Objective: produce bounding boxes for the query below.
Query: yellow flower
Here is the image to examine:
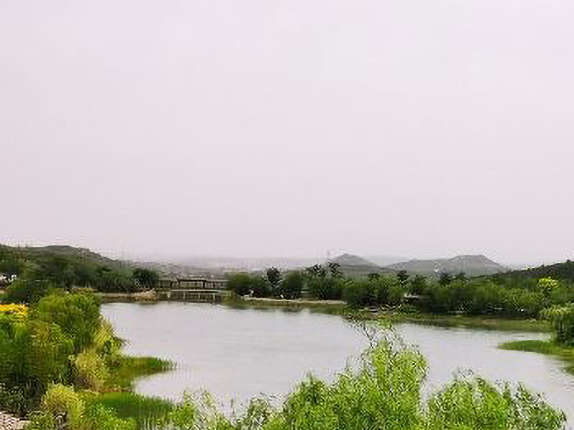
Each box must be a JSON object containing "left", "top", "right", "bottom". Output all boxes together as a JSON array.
[{"left": 0, "top": 304, "right": 28, "bottom": 320}]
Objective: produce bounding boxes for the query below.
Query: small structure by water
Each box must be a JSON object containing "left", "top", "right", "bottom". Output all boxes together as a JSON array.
[
  {"left": 156, "top": 277, "right": 229, "bottom": 303},
  {"left": 158, "top": 277, "right": 228, "bottom": 290}
]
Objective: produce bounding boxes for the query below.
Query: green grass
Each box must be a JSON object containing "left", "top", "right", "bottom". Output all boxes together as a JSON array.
[
  {"left": 107, "top": 356, "right": 174, "bottom": 391},
  {"left": 500, "top": 340, "right": 574, "bottom": 375},
  {"left": 87, "top": 392, "right": 174, "bottom": 429}
]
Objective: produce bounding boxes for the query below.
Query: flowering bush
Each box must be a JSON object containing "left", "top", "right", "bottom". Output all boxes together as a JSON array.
[{"left": 0, "top": 304, "right": 27, "bottom": 320}]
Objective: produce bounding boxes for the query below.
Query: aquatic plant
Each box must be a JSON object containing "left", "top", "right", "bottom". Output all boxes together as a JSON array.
[{"left": 89, "top": 392, "right": 173, "bottom": 429}]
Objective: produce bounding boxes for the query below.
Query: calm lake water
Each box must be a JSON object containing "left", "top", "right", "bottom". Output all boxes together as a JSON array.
[{"left": 102, "top": 302, "right": 574, "bottom": 425}]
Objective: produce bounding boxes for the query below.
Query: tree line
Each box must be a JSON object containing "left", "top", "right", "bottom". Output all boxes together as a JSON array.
[{"left": 227, "top": 264, "right": 574, "bottom": 319}]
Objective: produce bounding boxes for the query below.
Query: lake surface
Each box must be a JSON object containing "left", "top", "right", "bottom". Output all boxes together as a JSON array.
[{"left": 102, "top": 302, "right": 574, "bottom": 425}]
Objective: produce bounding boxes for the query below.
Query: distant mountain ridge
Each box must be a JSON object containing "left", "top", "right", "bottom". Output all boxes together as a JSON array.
[
  {"left": 387, "top": 255, "right": 509, "bottom": 277},
  {"left": 328, "top": 253, "right": 394, "bottom": 278},
  {"left": 330, "top": 253, "right": 378, "bottom": 267}
]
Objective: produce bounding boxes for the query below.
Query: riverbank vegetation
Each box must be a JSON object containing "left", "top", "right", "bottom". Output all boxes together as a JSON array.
[
  {"left": 500, "top": 304, "right": 574, "bottom": 375},
  {"left": 0, "top": 289, "right": 172, "bottom": 428},
  {"left": 227, "top": 262, "right": 574, "bottom": 321}
]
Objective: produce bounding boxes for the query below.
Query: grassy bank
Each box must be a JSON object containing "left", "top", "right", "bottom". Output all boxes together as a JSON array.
[
  {"left": 86, "top": 392, "right": 174, "bottom": 430},
  {"left": 371, "top": 310, "right": 550, "bottom": 332},
  {"left": 107, "top": 356, "right": 174, "bottom": 391},
  {"left": 500, "top": 340, "right": 574, "bottom": 375}
]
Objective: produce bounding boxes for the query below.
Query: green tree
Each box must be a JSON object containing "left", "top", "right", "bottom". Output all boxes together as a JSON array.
[
  {"left": 438, "top": 272, "right": 452, "bottom": 287},
  {"left": 396, "top": 270, "right": 409, "bottom": 288},
  {"left": 227, "top": 273, "right": 253, "bottom": 296},
  {"left": 280, "top": 271, "right": 303, "bottom": 299},
  {"left": 266, "top": 267, "right": 282, "bottom": 296},
  {"left": 132, "top": 268, "right": 159, "bottom": 289},
  {"left": 305, "top": 265, "right": 326, "bottom": 279},
  {"left": 327, "top": 262, "right": 343, "bottom": 279},
  {"left": 541, "top": 304, "right": 574, "bottom": 345},
  {"left": 409, "top": 275, "right": 427, "bottom": 296}
]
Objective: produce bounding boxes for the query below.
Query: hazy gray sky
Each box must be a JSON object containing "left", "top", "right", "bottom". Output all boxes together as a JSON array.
[{"left": 1, "top": 0, "right": 573, "bottom": 264}]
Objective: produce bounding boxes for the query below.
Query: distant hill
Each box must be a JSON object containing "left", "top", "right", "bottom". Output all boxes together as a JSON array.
[
  {"left": 387, "top": 255, "right": 509, "bottom": 277},
  {"left": 329, "top": 253, "right": 393, "bottom": 278},
  {"left": 330, "top": 253, "right": 378, "bottom": 267},
  {"left": 21, "top": 245, "right": 118, "bottom": 264}
]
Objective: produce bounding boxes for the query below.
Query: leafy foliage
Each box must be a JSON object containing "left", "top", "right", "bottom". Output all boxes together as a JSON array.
[
  {"left": 541, "top": 304, "right": 574, "bottom": 345},
  {"left": 34, "top": 292, "right": 102, "bottom": 353},
  {"left": 278, "top": 271, "right": 303, "bottom": 299},
  {"left": 132, "top": 268, "right": 159, "bottom": 289}
]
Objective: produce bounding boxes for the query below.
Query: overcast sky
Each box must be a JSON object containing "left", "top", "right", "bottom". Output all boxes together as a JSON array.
[{"left": 1, "top": 0, "right": 573, "bottom": 264}]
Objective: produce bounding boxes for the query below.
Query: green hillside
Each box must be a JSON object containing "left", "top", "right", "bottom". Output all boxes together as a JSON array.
[
  {"left": 488, "top": 260, "right": 574, "bottom": 287},
  {"left": 0, "top": 244, "right": 137, "bottom": 293}
]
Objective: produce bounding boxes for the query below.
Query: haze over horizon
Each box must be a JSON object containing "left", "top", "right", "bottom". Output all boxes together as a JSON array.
[{"left": 2, "top": 0, "right": 573, "bottom": 265}]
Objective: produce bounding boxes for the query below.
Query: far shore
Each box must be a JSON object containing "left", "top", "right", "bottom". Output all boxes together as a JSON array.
[{"left": 96, "top": 292, "right": 549, "bottom": 333}]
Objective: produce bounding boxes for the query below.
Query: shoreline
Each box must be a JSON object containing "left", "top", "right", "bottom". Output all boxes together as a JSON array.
[
  {"left": 98, "top": 293, "right": 549, "bottom": 333},
  {"left": 500, "top": 340, "right": 574, "bottom": 375}
]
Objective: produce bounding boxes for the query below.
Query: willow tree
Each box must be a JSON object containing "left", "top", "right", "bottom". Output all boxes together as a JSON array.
[{"left": 541, "top": 304, "right": 574, "bottom": 345}]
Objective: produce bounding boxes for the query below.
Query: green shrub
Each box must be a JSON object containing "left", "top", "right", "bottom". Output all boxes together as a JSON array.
[
  {"left": 34, "top": 292, "right": 101, "bottom": 353},
  {"left": 3, "top": 278, "right": 53, "bottom": 304},
  {"left": 542, "top": 304, "right": 574, "bottom": 345},
  {"left": 73, "top": 351, "right": 109, "bottom": 391},
  {"left": 26, "top": 411, "right": 56, "bottom": 430},
  {"left": 41, "top": 384, "right": 85, "bottom": 430},
  {"left": 84, "top": 403, "right": 137, "bottom": 430},
  {"left": 25, "top": 320, "right": 74, "bottom": 397},
  {"left": 89, "top": 392, "right": 173, "bottom": 429},
  {"left": 0, "top": 383, "right": 28, "bottom": 416},
  {"left": 426, "top": 377, "right": 566, "bottom": 430},
  {"left": 279, "top": 271, "right": 303, "bottom": 299}
]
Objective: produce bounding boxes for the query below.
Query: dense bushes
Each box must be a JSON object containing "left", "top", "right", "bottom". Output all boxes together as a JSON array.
[
  {"left": 0, "top": 285, "right": 174, "bottom": 429},
  {"left": 33, "top": 292, "right": 102, "bottom": 353},
  {"left": 343, "top": 277, "right": 403, "bottom": 307},
  {"left": 0, "top": 292, "right": 120, "bottom": 413},
  {"left": 344, "top": 272, "right": 574, "bottom": 319}
]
